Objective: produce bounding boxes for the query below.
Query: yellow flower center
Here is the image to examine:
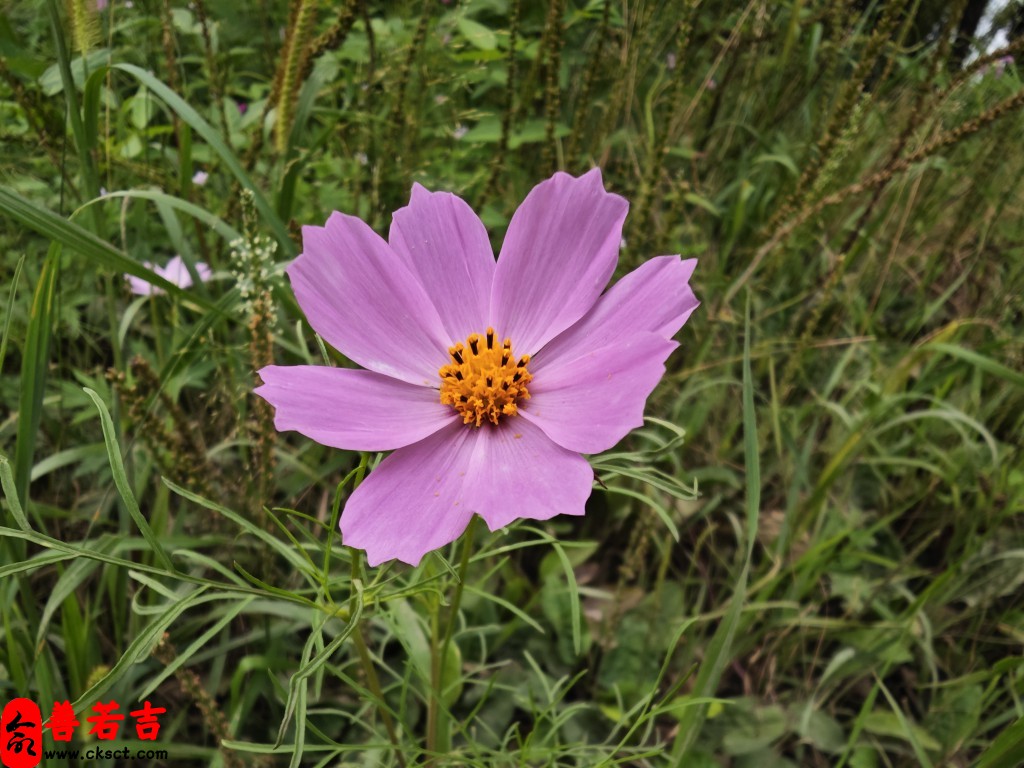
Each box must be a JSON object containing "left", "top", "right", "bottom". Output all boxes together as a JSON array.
[{"left": 439, "top": 327, "right": 532, "bottom": 427}]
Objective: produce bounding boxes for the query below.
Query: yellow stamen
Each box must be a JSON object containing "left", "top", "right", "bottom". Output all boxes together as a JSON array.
[{"left": 439, "top": 327, "right": 532, "bottom": 427}]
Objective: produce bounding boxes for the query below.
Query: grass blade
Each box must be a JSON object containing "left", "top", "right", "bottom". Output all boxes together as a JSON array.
[
  {"left": 671, "top": 294, "right": 760, "bottom": 762},
  {"left": 83, "top": 387, "right": 177, "bottom": 572},
  {"left": 0, "top": 186, "right": 217, "bottom": 305},
  {"left": 977, "top": 715, "right": 1024, "bottom": 768},
  {"left": 13, "top": 245, "right": 59, "bottom": 512},
  {"left": 0, "top": 253, "right": 25, "bottom": 373},
  {"left": 112, "top": 63, "right": 294, "bottom": 253}
]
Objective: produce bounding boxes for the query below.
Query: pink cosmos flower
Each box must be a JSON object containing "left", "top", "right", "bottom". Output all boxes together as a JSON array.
[
  {"left": 126, "top": 255, "right": 212, "bottom": 296},
  {"left": 255, "top": 170, "right": 699, "bottom": 566}
]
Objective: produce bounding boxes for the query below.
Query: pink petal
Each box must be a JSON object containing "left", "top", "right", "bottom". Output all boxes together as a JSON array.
[
  {"left": 126, "top": 277, "right": 153, "bottom": 295},
  {"left": 255, "top": 365, "right": 457, "bottom": 451},
  {"left": 520, "top": 333, "right": 676, "bottom": 454},
  {"left": 125, "top": 260, "right": 158, "bottom": 296},
  {"left": 195, "top": 262, "right": 213, "bottom": 283},
  {"left": 162, "top": 255, "right": 192, "bottom": 288},
  {"left": 389, "top": 183, "right": 495, "bottom": 342},
  {"left": 289, "top": 212, "right": 450, "bottom": 386},
  {"left": 533, "top": 256, "right": 698, "bottom": 374},
  {"left": 342, "top": 419, "right": 593, "bottom": 566},
  {"left": 490, "top": 169, "right": 628, "bottom": 355},
  {"left": 342, "top": 424, "right": 475, "bottom": 566},
  {"left": 464, "top": 417, "right": 594, "bottom": 531}
]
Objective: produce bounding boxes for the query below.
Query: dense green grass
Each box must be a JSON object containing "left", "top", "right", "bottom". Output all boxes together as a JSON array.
[{"left": 2, "top": 1, "right": 1023, "bottom": 766}]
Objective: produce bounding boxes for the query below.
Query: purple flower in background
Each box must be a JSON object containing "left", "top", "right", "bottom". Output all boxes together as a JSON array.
[
  {"left": 96, "top": 0, "right": 108, "bottom": 9},
  {"left": 237, "top": 101, "right": 248, "bottom": 115},
  {"left": 126, "top": 255, "right": 212, "bottom": 296},
  {"left": 192, "top": 170, "right": 209, "bottom": 186},
  {"left": 256, "top": 170, "right": 699, "bottom": 566}
]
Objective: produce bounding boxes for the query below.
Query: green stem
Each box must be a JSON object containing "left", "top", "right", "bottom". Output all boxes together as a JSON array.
[
  {"left": 440, "top": 515, "right": 476, "bottom": 667},
  {"left": 149, "top": 296, "right": 164, "bottom": 366},
  {"left": 428, "top": 515, "right": 478, "bottom": 761},
  {"left": 426, "top": 588, "right": 441, "bottom": 762},
  {"left": 346, "top": 454, "right": 406, "bottom": 766},
  {"left": 351, "top": 553, "right": 406, "bottom": 767}
]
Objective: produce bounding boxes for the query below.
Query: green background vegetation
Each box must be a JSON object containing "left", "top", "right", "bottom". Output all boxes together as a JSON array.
[{"left": 1, "top": 0, "right": 1023, "bottom": 765}]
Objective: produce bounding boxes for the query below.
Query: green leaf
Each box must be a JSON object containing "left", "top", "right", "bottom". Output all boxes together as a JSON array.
[
  {"left": 0, "top": 253, "right": 24, "bottom": 373},
  {"left": 129, "top": 85, "right": 155, "bottom": 129},
  {"left": 684, "top": 191, "right": 722, "bottom": 216},
  {"left": 0, "top": 186, "right": 214, "bottom": 304},
  {"left": 69, "top": 587, "right": 219, "bottom": 715},
  {"left": 672, "top": 294, "right": 760, "bottom": 760},
  {"left": 456, "top": 17, "right": 498, "bottom": 50},
  {"left": 753, "top": 152, "right": 799, "bottom": 176},
  {"left": 112, "top": 63, "right": 294, "bottom": 253},
  {"left": 977, "top": 716, "right": 1024, "bottom": 768},
  {"left": 83, "top": 388, "right": 176, "bottom": 573},
  {"left": 925, "top": 342, "right": 1024, "bottom": 389},
  {"left": 794, "top": 702, "right": 846, "bottom": 754},
  {"left": 861, "top": 710, "right": 941, "bottom": 753},
  {"left": 38, "top": 48, "right": 111, "bottom": 95},
  {"left": 461, "top": 116, "right": 501, "bottom": 143},
  {"left": 723, "top": 708, "right": 788, "bottom": 755},
  {"left": 13, "top": 246, "right": 59, "bottom": 512},
  {"left": 0, "top": 454, "right": 31, "bottom": 532}
]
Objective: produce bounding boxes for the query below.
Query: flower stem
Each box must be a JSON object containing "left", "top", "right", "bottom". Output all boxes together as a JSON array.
[
  {"left": 351, "top": 553, "right": 406, "bottom": 767},
  {"left": 440, "top": 515, "right": 477, "bottom": 670},
  {"left": 427, "top": 515, "right": 478, "bottom": 762},
  {"left": 346, "top": 454, "right": 406, "bottom": 767}
]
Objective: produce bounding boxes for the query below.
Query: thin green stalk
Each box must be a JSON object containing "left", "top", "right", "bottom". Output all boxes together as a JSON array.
[
  {"left": 351, "top": 554, "right": 406, "bottom": 767},
  {"left": 565, "top": 0, "right": 609, "bottom": 162},
  {"left": 481, "top": 0, "right": 522, "bottom": 205},
  {"left": 440, "top": 515, "right": 477, "bottom": 667},
  {"left": 46, "top": 0, "right": 100, "bottom": 206},
  {"left": 346, "top": 455, "right": 406, "bottom": 767},
  {"left": 14, "top": 246, "right": 60, "bottom": 512},
  {"left": 148, "top": 296, "right": 164, "bottom": 366},
  {"left": 426, "top": 587, "right": 441, "bottom": 763},
  {"left": 428, "top": 515, "right": 477, "bottom": 760},
  {"left": 541, "top": 0, "right": 565, "bottom": 174},
  {"left": 0, "top": 254, "right": 25, "bottom": 373}
]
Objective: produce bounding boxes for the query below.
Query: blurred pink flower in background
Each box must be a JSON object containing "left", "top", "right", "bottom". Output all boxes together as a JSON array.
[{"left": 126, "top": 255, "right": 212, "bottom": 296}]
